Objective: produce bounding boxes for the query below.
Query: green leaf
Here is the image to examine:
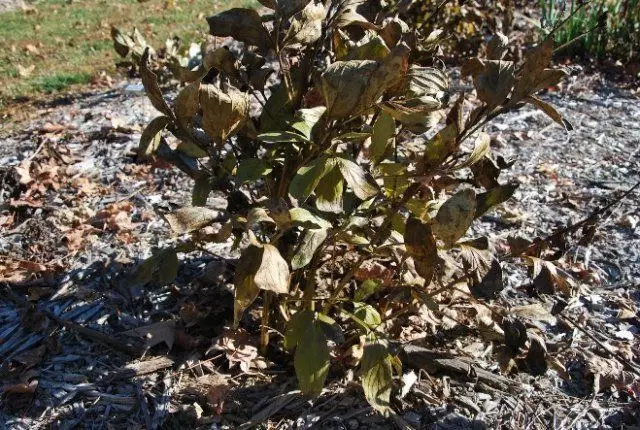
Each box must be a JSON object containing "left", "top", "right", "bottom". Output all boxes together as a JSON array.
[
  {"left": 455, "top": 132, "right": 490, "bottom": 170},
  {"left": 236, "top": 159, "right": 273, "bottom": 184},
  {"left": 140, "top": 48, "right": 173, "bottom": 117},
  {"left": 294, "top": 317, "right": 330, "bottom": 396},
  {"left": 354, "top": 279, "right": 380, "bottom": 302},
  {"left": 284, "top": 309, "right": 314, "bottom": 350},
  {"left": 370, "top": 111, "right": 395, "bottom": 163},
  {"left": 289, "top": 207, "right": 332, "bottom": 229},
  {"left": 360, "top": 342, "right": 393, "bottom": 415},
  {"left": 353, "top": 302, "right": 382, "bottom": 329},
  {"left": 377, "top": 162, "right": 408, "bottom": 199},
  {"left": 258, "top": 131, "right": 308, "bottom": 143},
  {"left": 315, "top": 165, "right": 344, "bottom": 213},
  {"left": 290, "top": 106, "right": 326, "bottom": 140},
  {"left": 404, "top": 217, "right": 438, "bottom": 284},
  {"left": 138, "top": 115, "right": 170, "bottom": 158},
  {"left": 206, "top": 8, "right": 269, "bottom": 47},
  {"left": 164, "top": 207, "right": 221, "bottom": 234},
  {"left": 432, "top": 189, "right": 477, "bottom": 246},
  {"left": 192, "top": 177, "right": 211, "bottom": 206},
  {"left": 475, "top": 183, "right": 518, "bottom": 217},
  {"left": 336, "top": 158, "right": 379, "bottom": 200},
  {"left": 289, "top": 157, "right": 331, "bottom": 202},
  {"left": 176, "top": 141, "right": 209, "bottom": 159},
  {"left": 291, "top": 228, "right": 328, "bottom": 270}
]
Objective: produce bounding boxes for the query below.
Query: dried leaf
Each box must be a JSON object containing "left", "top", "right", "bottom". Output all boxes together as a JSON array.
[
  {"left": 254, "top": 244, "right": 290, "bottom": 294},
  {"left": 206, "top": 8, "right": 269, "bottom": 47},
  {"left": 474, "top": 60, "right": 515, "bottom": 110},
  {"left": 318, "top": 44, "right": 410, "bottom": 119},
  {"left": 138, "top": 115, "right": 170, "bottom": 158},
  {"left": 487, "top": 32, "right": 509, "bottom": 60},
  {"left": 510, "top": 39, "right": 554, "bottom": 104},
  {"left": 526, "top": 95, "right": 573, "bottom": 131},
  {"left": 404, "top": 217, "right": 438, "bottom": 284},
  {"left": 175, "top": 80, "right": 200, "bottom": 131},
  {"left": 165, "top": 207, "right": 220, "bottom": 234},
  {"left": 140, "top": 48, "right": 173, "bottom": 117},
  {"left": 199, "top": 82, "right": 250, "bottom": 144},
  {"left": 289, "top": 1, "right": 326, "bottom": 44}
]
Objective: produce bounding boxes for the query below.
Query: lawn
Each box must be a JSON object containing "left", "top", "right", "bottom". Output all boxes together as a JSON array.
[{"left": 0, "top": 0, "right": 248, "bottom": 109}]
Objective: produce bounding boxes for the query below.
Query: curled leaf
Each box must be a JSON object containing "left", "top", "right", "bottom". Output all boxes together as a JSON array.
[
  {"left": 199, "top": 82, "right": 250, "bottom": 145},
  {"left": 140, "top": 48, "right": 173, "bottom": 117},
  {"left": 165, "top": 207, "right": 221, "bottom": 234},
  {"left": 139, "top": 116, "right": 170, "bottom": 158}
]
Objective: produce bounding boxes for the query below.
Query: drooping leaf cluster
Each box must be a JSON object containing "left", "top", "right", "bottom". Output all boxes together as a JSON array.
[{"left": 131, "top": 0, "right": 572, "bottom": 414}]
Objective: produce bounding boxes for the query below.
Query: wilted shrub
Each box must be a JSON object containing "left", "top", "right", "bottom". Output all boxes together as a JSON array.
[{"left": 132, "top": 0, "right": 571, "bottom": 413}]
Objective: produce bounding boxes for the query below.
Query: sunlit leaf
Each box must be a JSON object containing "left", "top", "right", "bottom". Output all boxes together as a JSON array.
[
  {"left": 139, "top": 115, "right": 170, "bottom": 158},
  {"left": 291, "top": 228, "right": 328, "bottom": 270},
  {"left": 165, "top": 207, "right": 221, "bottom": 234},
  {"left": 288, "top": 1, "right": 326, "bottom": 44},
  {"left": 475, "top": 183, "right": 518, "bottom": 217},
  {"left": 432, "top": 189, "right": 477, "bottom": 245},
  {"left": 526, "top": 96, "right": 573, "bottom": 131},
  {"left": 336, "top": 158, "right": 379, "bottom": 200},
  {"left": 199, "top": 82, "right": 250, "bottom": 145},
  {"left": 315, "top": 165, "right": 344, "bottom": 213},
  {"left": 254, "top": 244, "right": 290, "bottom": 294},
  {"left": 455, "top": 132, "right": 490, "bottom": 169},
  {"left": 370, "top": 111, "right": 395, "bottom": 164}
]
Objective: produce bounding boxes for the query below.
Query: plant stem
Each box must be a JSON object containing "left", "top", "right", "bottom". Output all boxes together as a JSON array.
[{"left": 260, "top": 291, "right": 272, "bottom": 354}]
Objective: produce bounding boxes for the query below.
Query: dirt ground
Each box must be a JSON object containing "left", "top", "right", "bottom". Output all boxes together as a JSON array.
[{"left": 0, "top": 69, "right": 639, "bottom": 429}]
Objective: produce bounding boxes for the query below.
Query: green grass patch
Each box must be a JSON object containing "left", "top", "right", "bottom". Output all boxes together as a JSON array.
[
  {"left": 539, "top": 0, "right": 640, "bottom": 62},
  {"left": 32, "top": 72, "right": 93, "bottom": 93},
  {"left": 0, "top": 0, "right": 253, "bottom": 109}
]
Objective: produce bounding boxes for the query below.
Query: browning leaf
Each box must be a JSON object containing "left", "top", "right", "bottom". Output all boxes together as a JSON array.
[
  {"left": 206, "top": 8, "right": 269, "bottom": 47},
  {"left": 140, "top": 48, "right": 173, "bottom": 117},
  {"left": 318, "top": 44, "right": 410, "bottom": 119},
  {"left": 473, "top": 60, "right": 515, "bottom": 110},
  {"left": 475, "top": 183, "right": 518, "bottom": 217},
  {"left": 432, "top": 189, "right": 477, "bottom": 246},
  {"left": 138, "top": 116, "right": 170, "bottom": 158},
  {"left": 404, "top": 217, "right": 438, "bottom": 284},
  {"left": 526, "top": 96, "right": 573, "bottom": 131},
  {"left": 199, "top": 82, "right": 250, "bottom": 145},
  {"left": 165, "top": 207, "right": 221, "bottom": 234}
]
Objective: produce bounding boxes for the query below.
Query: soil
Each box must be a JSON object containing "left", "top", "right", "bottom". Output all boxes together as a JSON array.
[{"left": 0, "top": 71, "right": 639, "bottom": 429}]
